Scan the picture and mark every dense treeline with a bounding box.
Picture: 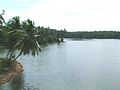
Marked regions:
[64,31,120,39]
[36,26,65,44]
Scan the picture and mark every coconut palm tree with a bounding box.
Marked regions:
[13,19,41,61]
[0,15,41,63]
[3,16,23,61]
[0,27,25,62]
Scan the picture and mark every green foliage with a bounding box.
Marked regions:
[0,12,64,65]
[6,16,21,30]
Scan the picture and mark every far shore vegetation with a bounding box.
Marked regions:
[64,31,120,39]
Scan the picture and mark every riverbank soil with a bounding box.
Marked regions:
[0,62,23,85]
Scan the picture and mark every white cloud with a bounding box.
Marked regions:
[4,0,120,31]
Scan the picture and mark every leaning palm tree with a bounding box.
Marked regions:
[5,29,26,61]
[0,16,41,64]
[2,16,23,61]
[13,19,41,61]
[0,9,42,65]
[0,27,25,62]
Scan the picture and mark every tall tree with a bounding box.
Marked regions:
[14,19,41,60]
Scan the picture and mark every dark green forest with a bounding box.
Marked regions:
[64,31,120,39]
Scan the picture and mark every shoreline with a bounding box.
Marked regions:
[0,62,23,85]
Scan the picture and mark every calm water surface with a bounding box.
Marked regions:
[1,39,120,90]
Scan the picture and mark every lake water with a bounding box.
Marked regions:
[1,39,120,90]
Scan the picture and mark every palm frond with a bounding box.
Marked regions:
[0,15,5,24]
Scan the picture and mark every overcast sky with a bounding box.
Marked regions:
[1,0,120,31]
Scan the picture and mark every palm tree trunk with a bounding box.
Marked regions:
[5,49,11,59]
[9,49,14,61]
[13,50,23,61]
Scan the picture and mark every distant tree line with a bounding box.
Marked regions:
[63,31,120,39]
